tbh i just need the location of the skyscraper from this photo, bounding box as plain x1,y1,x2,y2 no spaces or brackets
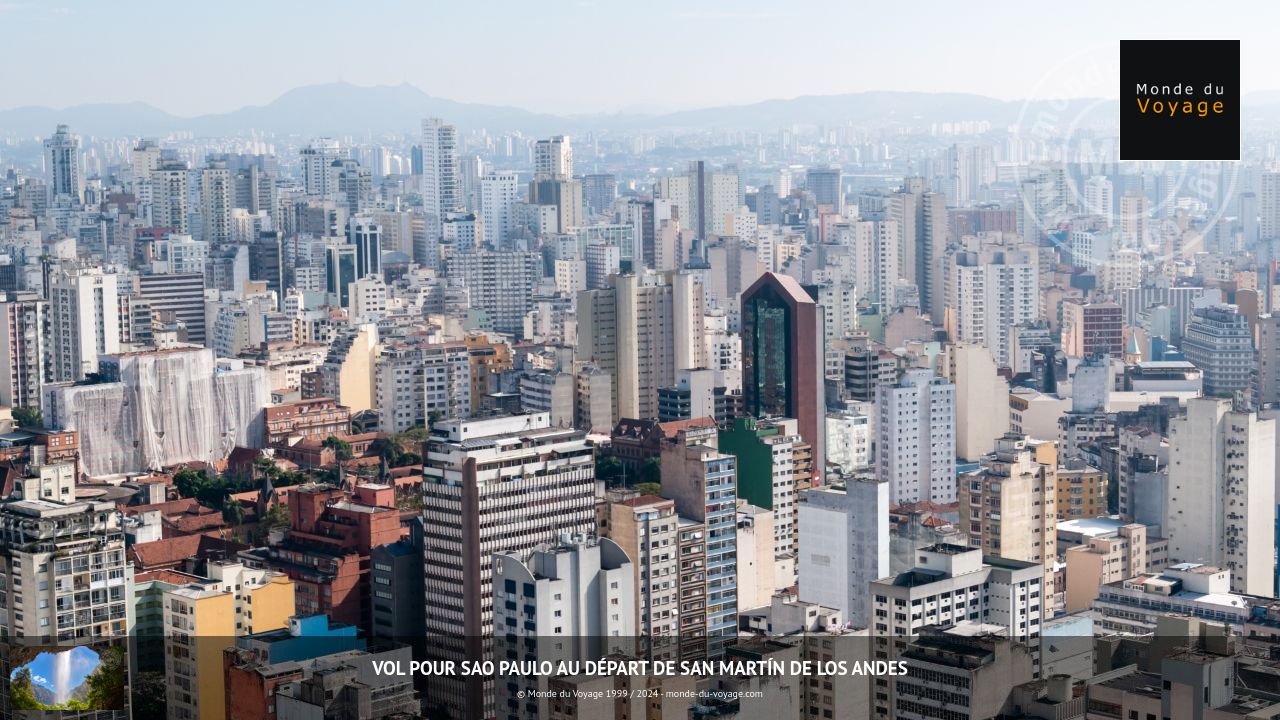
347,217,382,279
797,475,888,628
478,171,518,248
876,368,957,503
43,124,83,203
578,271,706,420
1164,398,1276,595
805,166,842,212
1182,304,1255,398
48,266,120,382
421,118,459,252
739,272,825,474
201,160,233,244
534,135,573,179
421,413,596,718
0,292,48,410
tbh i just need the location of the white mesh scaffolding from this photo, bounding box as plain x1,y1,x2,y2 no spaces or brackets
45,348,268,478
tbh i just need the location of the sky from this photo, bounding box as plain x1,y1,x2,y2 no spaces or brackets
0,0,1274,115
10,646,99,697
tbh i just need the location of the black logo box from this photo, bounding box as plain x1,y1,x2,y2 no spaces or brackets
1120,39,1240,161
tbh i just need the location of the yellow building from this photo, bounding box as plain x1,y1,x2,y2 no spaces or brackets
1063,523,1167,612
959,435,1058,597
1056,464,1108,519
464,333,513,414
163,561,295,720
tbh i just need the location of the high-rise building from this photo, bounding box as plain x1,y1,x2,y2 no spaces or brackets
299,137,345,196
942,342,1011,462
797,475,888,628
492,537,634,720
876,368,957,504
805,166,842,212
1182,304,1255,398
719,417,809,569
1063,522,1166,612
135,271,207,345
43,124,83,203
582,173,617,216
375,340,471,432
1261,171,1280,241
162,562,295,720
420,413,596,718
1256,314,1280,408
347,217,382,279
958,434,1058,595
578,271,706,420
0,291,48,410
944,233,1038,368
445,251,542,335
869,545,1044,716
201,160,233,244
1061,299,1124,359
534,135,573,179
740,272,825,473
48,266,120,382
421,118,459,248
1164,397,1275,595
325,244,358,308
479,171,519,248
0,457,130,642
1084,175,1114,225
658,423,738,655
888,180,947,321
151,159,191,233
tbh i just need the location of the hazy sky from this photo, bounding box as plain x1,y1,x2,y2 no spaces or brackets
0,0,1271,115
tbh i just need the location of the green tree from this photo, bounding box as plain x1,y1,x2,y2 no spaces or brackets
639,457,662,485
322,435,354,461
222,498,246,525
264,502,291,527
8,667,42,710
83,646,127,710
633,482,662,497
12,405,41,429
595,454,624,486
130,671,167,718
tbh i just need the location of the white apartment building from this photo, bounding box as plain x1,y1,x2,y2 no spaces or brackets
797,475,889,628
876,368,957,504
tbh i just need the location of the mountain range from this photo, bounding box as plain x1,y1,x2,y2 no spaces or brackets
3,82,1280,138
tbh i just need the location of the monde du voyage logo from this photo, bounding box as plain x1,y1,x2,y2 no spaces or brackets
1120,40,1240,161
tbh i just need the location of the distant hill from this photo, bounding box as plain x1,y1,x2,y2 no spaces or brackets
8,83,1280,138
32,685,56,706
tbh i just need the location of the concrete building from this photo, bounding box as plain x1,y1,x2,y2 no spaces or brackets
1062,299,1124,359
797,475,889,628
943,342,1011,462
1063,522,1168,612
446,251,542,335
48,266,120,382
734,503,777,612
162,562,295,720
877,368,957,504
659,423,738,654
1092,563,1255,634
1056,462,1108,520
719,417,811,566
825,410,872,472
375,340,471,432
492,537,634,720
597,492,682,646
1182,305,1255,398
959,435,1058,595
420,413,596,717
944,233,1038,368
578,271,705,421
870,545,1045,717
895,628,1036,720
44,124,83,203
1165,397,1275,596
0,292,48,410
